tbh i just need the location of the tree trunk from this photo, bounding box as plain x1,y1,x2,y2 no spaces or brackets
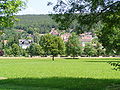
73,56,75,59
52,55,55,61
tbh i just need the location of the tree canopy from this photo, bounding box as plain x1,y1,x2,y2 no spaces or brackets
49,0,120,28
0,0,26,29
66,33,82,58
40,34,65,60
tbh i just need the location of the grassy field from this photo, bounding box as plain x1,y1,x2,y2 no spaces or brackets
0,57,120,90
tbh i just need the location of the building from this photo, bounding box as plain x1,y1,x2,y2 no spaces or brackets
60,33,71,42
1,40,8,45
16,29,24,33
80,33,93,47
49,28,59,36
19,39,33,49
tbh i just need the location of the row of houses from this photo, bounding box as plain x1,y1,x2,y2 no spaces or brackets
49,28,94,47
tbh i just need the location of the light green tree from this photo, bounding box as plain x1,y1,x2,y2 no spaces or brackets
28,43,44,57
84,43,97,57
12,43,20,56
92,38,106,56
40,34,65,61
66,33,82,58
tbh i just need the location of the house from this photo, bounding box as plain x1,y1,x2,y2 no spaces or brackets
16,30,24,33
1,40,8,45
80,33,93,47
49,28,59,36
19,39,33,49
49,28,71,42
60,33,71,42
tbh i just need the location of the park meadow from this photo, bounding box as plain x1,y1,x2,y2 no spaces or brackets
0,57,120,90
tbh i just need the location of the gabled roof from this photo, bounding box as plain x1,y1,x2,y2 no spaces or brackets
49,28,59,35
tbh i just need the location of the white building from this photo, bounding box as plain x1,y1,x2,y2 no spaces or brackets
19,39,33,49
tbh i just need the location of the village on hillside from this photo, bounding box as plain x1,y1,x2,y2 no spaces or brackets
17,28,96,49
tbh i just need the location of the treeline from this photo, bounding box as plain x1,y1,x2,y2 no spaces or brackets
1,34,106,60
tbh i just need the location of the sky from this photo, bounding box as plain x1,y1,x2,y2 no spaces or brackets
18,0,56,15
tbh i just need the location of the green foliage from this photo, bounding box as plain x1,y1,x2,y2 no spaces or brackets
40,34,65,60
96,23,120,55
12,43,20,56
50,0,120,28
0,0,26,28
84,43,97,57
33,33,41,44
28,43,44,57
20,48,29,57
92,38,106,56
66,33,82,58
4,47,13,56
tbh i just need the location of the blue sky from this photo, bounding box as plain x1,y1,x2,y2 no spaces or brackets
18,0,56,15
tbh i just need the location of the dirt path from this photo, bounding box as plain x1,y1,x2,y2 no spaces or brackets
0,77,7,80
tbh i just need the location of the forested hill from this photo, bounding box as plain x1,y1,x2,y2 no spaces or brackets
14,15,58,34
14,15,92,34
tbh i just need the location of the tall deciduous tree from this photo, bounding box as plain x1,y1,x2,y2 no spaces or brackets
40,34,65,61
66,33,82,58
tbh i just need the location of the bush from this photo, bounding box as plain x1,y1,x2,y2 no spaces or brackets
28,43,44,57
12,43,20,56
84,43,97,57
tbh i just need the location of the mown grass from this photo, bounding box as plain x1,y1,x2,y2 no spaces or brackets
0,57,120,90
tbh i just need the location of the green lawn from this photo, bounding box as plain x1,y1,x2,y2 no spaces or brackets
0,57,120,90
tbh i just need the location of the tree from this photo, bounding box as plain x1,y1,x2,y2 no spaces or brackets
12,43,20,56
4,47,13,56
20,47,28,57
49,0,120,54
0,0,26,29
96,23,120,55
28,43,44,57
84,43,97,57
49,0,119,27
92,38,106,56
33,33,41,44
40,34,65,61
66,33,82,58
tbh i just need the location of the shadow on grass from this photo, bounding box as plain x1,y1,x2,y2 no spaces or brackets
84,58,120,63
0,77,120,90
86,61,120,63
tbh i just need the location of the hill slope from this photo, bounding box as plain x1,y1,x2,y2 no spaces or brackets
14,15,57,34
